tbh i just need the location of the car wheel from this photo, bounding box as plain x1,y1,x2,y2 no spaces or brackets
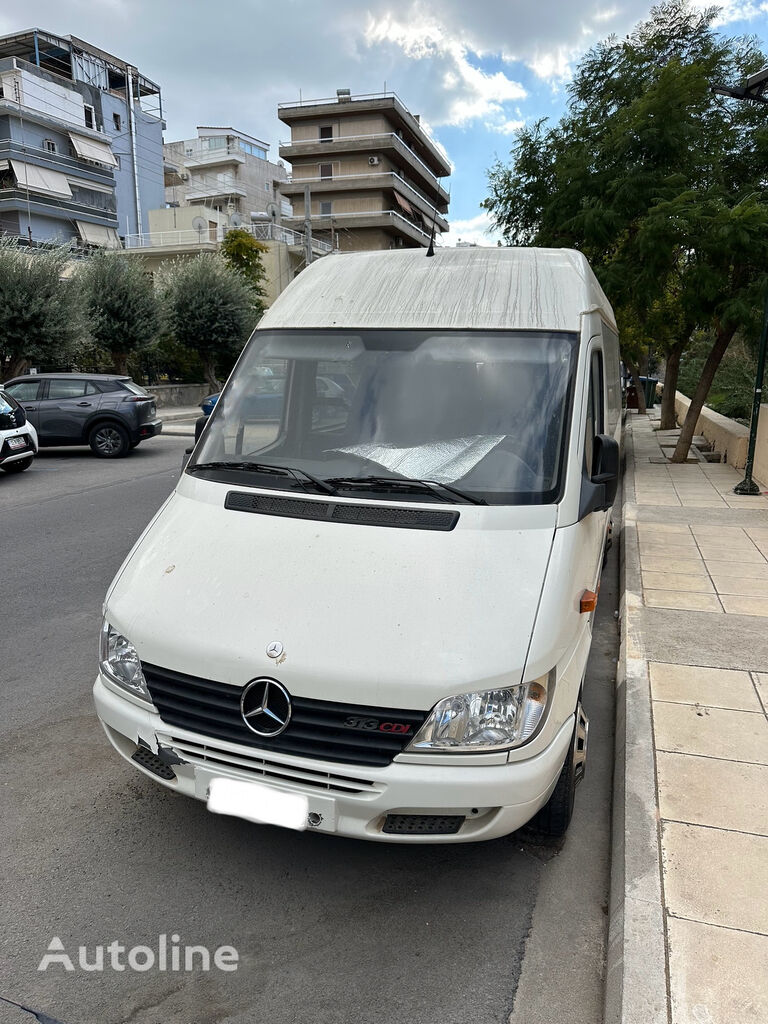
3,456,33,474
528,700,589,837
89,422,130,458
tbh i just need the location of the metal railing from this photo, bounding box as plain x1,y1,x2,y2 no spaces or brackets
0,139,115,182
123,221,332,255
279,132,450,194
282,170,447,223
279,90,403,109
284,208,435,243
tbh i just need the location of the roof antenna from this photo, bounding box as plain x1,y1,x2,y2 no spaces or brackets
426,176,449,257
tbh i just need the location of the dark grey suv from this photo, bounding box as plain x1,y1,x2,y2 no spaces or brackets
2,374,163,458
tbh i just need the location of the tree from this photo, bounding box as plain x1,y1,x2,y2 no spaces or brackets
0,239,84,378
221,228,269,301
161,254,256,390
483,1,768,457
77,250,160,375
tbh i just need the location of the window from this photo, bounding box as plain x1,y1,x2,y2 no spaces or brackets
320,201,332,216
84,105,96,130
46,379,91,400
114,155,121,170
583,350,604,477
319,125,333,142
319,163,332,180
112,113,122,131
5,380,41,401
42,139,57,154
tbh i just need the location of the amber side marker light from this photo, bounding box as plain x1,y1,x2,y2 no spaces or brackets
580,584,600,614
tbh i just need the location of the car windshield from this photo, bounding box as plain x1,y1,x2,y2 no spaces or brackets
190,329,578,505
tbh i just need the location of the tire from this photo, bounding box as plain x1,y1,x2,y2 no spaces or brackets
89,422,130,458
528,701,589,837
3,456,33,474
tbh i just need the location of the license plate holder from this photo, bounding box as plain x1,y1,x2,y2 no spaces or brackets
200,771,337,833
7,436,26,450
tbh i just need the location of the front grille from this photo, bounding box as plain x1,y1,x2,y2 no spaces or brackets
160,734,381,795
225,490,459,531
383,814,465,835
144,663,427,768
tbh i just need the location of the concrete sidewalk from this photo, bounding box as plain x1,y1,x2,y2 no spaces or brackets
607,411,768,1024
158,405,199,437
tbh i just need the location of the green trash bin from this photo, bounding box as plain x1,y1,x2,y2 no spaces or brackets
639,376,658,408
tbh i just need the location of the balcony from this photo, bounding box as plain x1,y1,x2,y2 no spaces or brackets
283,208,438,247
179,139,247,169
279,133,450,206
280,170,449,231
0,140,115,189
123,221,332,256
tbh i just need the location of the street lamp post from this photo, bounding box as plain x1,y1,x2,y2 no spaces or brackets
712,68,768,495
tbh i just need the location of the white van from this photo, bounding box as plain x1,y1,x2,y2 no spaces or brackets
94,248,621,843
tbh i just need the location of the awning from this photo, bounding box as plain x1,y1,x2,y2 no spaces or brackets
0,159,8,171
394,192,414,216
10,160,72,198
66,175,115,195
68,133,118,168
75,221,121,248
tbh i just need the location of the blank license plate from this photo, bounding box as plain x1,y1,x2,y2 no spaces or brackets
207,776,309,831
8,437,26,450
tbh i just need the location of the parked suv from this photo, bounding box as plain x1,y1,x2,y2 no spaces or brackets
2,374,162,458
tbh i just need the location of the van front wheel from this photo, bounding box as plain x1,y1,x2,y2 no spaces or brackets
529,701,589,837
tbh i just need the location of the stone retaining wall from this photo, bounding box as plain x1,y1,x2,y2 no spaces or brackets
149,383,210,408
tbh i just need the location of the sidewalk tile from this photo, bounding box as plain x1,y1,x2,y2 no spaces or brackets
755,675,768,716
720,595,768,617
667,917,768,1024
704,559,768,579
653,703,768,764
644,590,722,612
657,751,768,834
711,576,768,597
642,572,714,593
640,555,708,575
662,821,768,933
649,664,761,712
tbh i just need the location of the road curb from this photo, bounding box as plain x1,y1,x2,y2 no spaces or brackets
603,419,670,1024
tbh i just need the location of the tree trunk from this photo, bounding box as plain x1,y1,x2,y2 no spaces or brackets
670,325,736,463
659,340,685,431
111,351,129,375
625,356,647,415
5,356,29,379
202,357,221,393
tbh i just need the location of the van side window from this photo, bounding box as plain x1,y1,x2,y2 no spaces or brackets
584,350,604,476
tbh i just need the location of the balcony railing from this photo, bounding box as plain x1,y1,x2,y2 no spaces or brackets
0,140,115,184
123,221,332,255
279,132,450,197
284,208,439,244
282,170,447,223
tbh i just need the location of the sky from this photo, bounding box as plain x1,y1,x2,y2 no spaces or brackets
3,1,768,245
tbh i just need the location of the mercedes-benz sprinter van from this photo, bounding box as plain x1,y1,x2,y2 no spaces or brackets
94,247,621,843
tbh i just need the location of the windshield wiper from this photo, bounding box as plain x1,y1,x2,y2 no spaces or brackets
325,475,487,505
188,461,337,496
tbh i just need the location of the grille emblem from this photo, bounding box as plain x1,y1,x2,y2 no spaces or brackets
240,678,292,737
266,641,283,659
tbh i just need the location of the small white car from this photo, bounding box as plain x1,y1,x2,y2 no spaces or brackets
0,389,38,474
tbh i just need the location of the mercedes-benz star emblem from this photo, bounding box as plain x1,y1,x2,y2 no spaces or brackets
240,678,292,738
266,641,283,659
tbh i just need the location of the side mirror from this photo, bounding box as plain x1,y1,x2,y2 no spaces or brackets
194,415,208,442
579,434,620,518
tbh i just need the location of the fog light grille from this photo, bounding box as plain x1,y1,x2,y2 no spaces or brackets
131,746,176,780
382,814,465,835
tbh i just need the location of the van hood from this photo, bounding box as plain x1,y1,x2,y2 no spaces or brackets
106,480,557,711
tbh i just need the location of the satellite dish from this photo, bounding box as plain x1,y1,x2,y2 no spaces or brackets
266,202,279,222
191,215,207,236
229,212,243,227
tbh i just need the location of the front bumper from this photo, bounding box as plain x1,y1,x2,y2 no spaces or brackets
93,674,573,843
0,432,37,464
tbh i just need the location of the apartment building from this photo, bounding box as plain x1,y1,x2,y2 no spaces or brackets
163,127,288,227
278,90,451,251
0,28,163,247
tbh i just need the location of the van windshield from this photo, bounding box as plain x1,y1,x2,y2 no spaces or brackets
190,329,578,505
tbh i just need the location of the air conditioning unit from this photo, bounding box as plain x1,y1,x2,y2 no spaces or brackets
368,156,380,166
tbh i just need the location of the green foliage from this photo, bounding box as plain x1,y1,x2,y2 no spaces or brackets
220,229,268,301
160,254,257,389
0,238,84,377
677,334,757,420
77,250,160,374
483,1,768,351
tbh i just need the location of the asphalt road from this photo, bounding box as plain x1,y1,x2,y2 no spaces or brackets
0,437,618,1024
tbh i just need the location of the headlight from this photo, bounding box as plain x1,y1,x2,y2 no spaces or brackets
405,670,554,753
99,620,151,703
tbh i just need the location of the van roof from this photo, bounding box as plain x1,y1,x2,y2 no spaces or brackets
259,247,616,333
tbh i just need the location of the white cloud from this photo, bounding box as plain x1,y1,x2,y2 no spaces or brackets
441,211,502,248
691,0,768,25
485,117,525,135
